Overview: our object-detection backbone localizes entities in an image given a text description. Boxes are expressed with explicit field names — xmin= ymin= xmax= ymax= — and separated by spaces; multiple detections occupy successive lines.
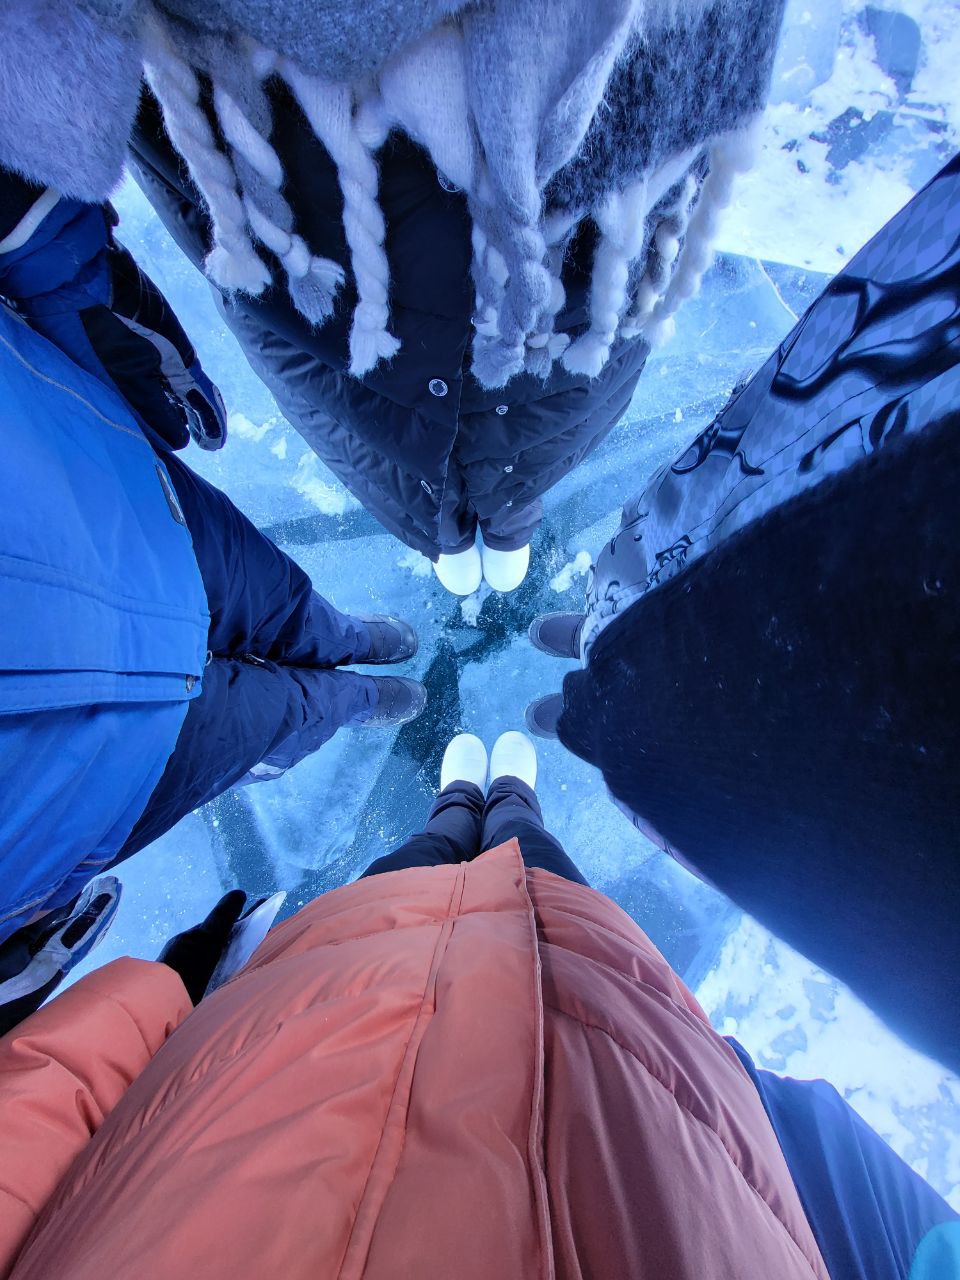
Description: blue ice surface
xmin=71 ymin=178 xmax=815 ymax=983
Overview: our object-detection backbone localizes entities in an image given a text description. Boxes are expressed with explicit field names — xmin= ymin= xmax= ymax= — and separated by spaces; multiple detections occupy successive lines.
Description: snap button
xmin=503 ymin=464 xmax=514 ymax=473
xmin=420 ymin=479 xmax=433 ymax=494
xmin=428 ymin=378 xmax=448 ymax=397
xmin=437 ymin=172 xmax=459 ymax=193
xmin=495 ymin=404 xmax=508 ymax=415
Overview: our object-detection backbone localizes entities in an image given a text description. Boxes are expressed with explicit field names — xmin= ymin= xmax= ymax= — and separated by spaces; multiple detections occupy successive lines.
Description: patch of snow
xmin=228 ymin=411 xmax=273 ymax=442
xmin=270 ymin=436 xmax=288 ymax=461
xmin=904 ymin=1 xmax=960 ymax=150
xmin=460 ymin=583 xmax=492 ymax=626
xmin=698 ymin=915 xmax=960 ymax=1211
xmin=716 ymin=5 xmax=959 ymax=273
xmin=397 ymin=546 xmax=433 ymax=579
xmin=290 ymin=450 xmax=359 ymax=515
xmin=550 ymin=550 xmax=592 ymax=593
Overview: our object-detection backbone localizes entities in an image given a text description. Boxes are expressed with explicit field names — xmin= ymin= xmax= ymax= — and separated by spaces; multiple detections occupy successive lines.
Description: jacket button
xmin=428 ymin=378 xmax=448 ymax=397
xmin=503 ymin=464 xmax=514 ymax=473
xmin=495 ymin=404 xmax=508 ymax=415
xmin=185 ymin=674 xmax=196 ymax=692
xmin=420 ymin=479 xmax=433 ymax=494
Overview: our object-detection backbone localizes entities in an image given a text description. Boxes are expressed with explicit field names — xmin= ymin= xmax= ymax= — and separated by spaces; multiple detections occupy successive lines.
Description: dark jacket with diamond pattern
xmin=560 ymin=155 xmax=960 ymax=1073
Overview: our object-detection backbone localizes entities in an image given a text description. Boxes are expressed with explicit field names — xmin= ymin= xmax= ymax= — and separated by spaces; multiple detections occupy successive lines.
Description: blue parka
xmin=0 ymin=195 xmax=209 ymax=943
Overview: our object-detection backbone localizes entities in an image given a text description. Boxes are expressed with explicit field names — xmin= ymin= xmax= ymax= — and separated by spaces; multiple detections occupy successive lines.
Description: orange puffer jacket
xmin=0 ymin=843 xmax=827 ymax=1279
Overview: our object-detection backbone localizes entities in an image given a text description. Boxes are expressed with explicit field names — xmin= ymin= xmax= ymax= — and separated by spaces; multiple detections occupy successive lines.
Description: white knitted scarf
xmin=139 ymin=0 xmax=773 ymax=387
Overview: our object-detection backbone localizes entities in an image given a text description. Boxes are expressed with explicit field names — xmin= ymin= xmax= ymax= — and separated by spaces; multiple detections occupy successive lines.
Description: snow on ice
xmin=550 ymin=551 xmax=592 ymax=593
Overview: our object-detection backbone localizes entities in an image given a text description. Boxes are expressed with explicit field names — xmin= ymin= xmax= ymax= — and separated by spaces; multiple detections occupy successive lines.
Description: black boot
xmin=528 ymin=612 xmax=584 ymax=659
xmin=524 ymin=693 xmax=564 ymax=740
xmin=357 ymin=677 xmax=428 ymax=727
xmin=356 ymin=615 xmax=419 ymax=664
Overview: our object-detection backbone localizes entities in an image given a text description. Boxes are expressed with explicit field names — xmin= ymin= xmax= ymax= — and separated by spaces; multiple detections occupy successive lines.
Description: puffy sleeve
xmin=0 ymin=958 xmax=191 ymax=1279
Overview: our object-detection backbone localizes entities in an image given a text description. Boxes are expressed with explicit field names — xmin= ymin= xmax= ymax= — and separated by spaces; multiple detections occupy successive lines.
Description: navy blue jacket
xmin=129 ymin=88 xmax=649 ymax=557
xmin=0 ymin=195 xmax=208 ymax=942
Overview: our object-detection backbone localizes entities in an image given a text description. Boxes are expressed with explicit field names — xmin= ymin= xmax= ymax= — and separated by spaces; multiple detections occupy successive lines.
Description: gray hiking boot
xmin=524 ymin=693 xmax=564 ymax=740
xmin=528 ymin=612 xmax=584 ymax=659
xmin=358 ymin=676 xmax=428 ymax=727
xmin=356 ymin=615 xmax=419 ymax=664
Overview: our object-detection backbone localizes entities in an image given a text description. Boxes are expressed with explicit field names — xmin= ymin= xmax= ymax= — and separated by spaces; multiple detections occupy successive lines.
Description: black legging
xmin=361 ymin=776 xmax=588 ymax=885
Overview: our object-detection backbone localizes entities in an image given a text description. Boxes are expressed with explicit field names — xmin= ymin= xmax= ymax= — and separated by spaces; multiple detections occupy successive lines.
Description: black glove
xmin=0 ymin=170 xmax=227 ymax=453
xmin=158 ymin=891 xmax=248 ymax=1004
xmin=88 ymin=226 xmax=228 ymax=452
xmin=0 ymin=876 xmax=122 ymax=1037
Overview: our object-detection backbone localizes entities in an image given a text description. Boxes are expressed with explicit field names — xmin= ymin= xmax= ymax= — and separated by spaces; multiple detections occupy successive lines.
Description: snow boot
xmin=356 ymin=615 xmax=418 ymax=664
xmin=489 ymin=731 xmax=538 ymax=789
xmin=481 ymin=542 xmax=530 ymax=593
xmin=528 ymin=612 xmax=584 ymax=658
xmin=433 ymin=544 xmax=483 ymax=596
xmin=358 ymin=677 xmax=428 ymax=727
xmin=440 ymin=734 xmax=489 ymax=791
xmin=524 ymin=693 xmax=563 ymax=740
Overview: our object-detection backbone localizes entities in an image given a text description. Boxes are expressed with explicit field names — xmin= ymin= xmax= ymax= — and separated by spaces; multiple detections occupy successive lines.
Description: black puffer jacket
xmin=129 ymin=84 xmax=649 ymax=558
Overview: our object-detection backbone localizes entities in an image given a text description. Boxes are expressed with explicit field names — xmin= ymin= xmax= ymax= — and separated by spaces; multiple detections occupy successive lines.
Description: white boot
xmin=440 ymin=734 xmax=489 ymax=791
xmin=433 ymin=544 xmax=483 ymax=596
xmin=489 ymin=731 xmax=537 ymax=789
xmin=481 ymin=542 xmax=530 ymax=593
